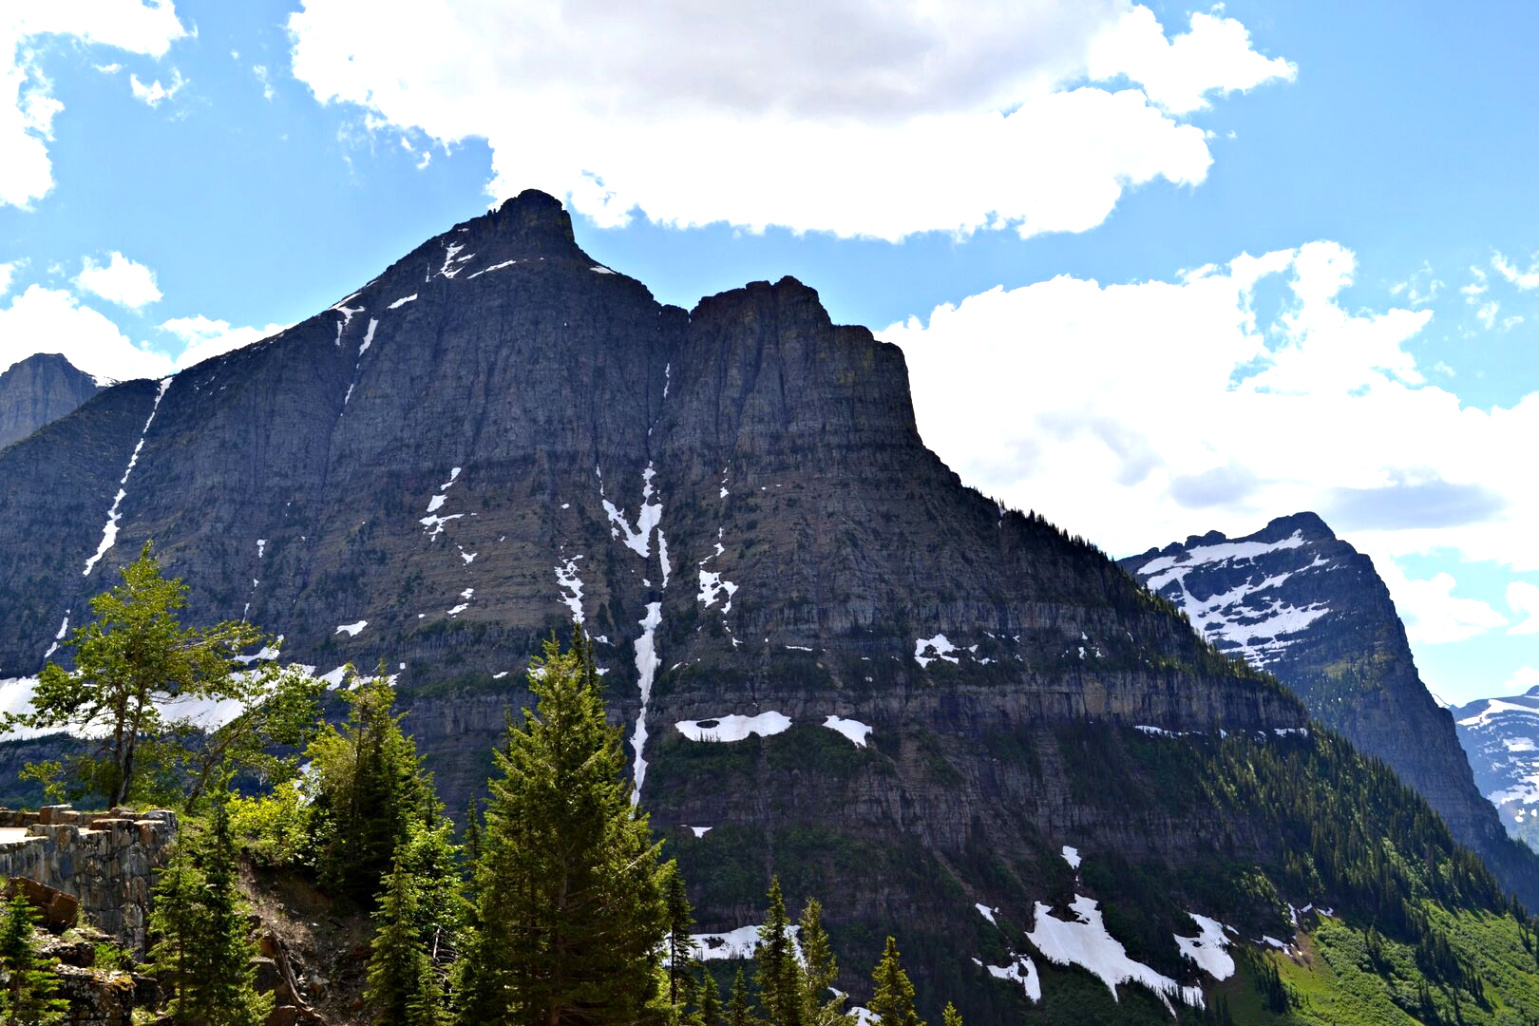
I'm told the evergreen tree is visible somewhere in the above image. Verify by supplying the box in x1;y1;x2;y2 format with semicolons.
798;899;845;1025
696;967;723;1026
665;864;698;1010
725;968;754;1026
307;671;434;905
940;1002;962;1026
453;631;668;1026
2;543;284;806
755;878;802;1026
395;819;465;968
0;889;67;1026
367;853;445;1026
869;937;923;1026
148;801;272;1025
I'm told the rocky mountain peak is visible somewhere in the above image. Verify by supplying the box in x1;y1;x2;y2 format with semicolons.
0;352;103;451
1123;514;1539;907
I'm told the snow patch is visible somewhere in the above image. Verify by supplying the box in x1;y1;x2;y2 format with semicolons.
555;557;585;624
823;715;872;747
985;955;1042;1003
334;621;367;638
387;294;417;310
676;712;792;743
690;826;712;838
630;602;662;804
1027;896;1204;1012
914;633;960;668
1174;914;1234;981
358;317;378;357
1061;845;1082;870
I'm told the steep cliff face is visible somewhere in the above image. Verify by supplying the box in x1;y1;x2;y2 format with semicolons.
0;353;102;451
1451;688;1539;851
1;193;1523;1020
1121;513;1539;907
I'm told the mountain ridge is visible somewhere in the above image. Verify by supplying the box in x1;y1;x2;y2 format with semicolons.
0;352;103;452
1120;512;1539;908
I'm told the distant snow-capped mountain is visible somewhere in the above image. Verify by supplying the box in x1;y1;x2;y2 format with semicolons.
1452;688;1539;850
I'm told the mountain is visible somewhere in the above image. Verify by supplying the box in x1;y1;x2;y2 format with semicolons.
1120;513;1539;908
0;352;102;451
1451;687;1539;850
2;192;1537;1022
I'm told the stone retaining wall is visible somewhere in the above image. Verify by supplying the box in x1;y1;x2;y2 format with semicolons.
0;804;177;951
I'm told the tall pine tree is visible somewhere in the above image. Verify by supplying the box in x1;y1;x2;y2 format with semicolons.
798;898;845;1025
869;937;923;1026
755;878;803;1026
454;631;668;1026
367;850;445;1026
725;968;754;1026
696;967;723;1026
148;801;272;1026
664;864;698;1011
0;889;66;1026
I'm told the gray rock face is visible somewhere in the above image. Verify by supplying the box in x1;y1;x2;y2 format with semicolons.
1450;688;1539;851
0;353;101;451
1121;513;1539;907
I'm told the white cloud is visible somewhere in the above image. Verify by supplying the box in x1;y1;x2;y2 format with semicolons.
159;315;285;370
882;240;1539;601
1374;561;1508;645
1493;251;1539;291
1085;7;1295;115
287;1;1293;240
1;2;187;208
75;251;162;309
252;63;274;101
0;260;17;296
0;284;172;382
1476;299;1500;330
1509;582;1539;636
128;67;184;107
1505;666;1539;694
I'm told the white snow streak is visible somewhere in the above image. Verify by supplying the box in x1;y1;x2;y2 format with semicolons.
387;294;418;310
630;602;662;805
1174;913;1235;981
555;556;585;624
675;712;792;743
335;620;367;637
1027;896;1204;1012
823;715;872;747
83;377;171;576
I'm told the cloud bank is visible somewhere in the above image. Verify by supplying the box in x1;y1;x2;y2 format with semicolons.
288;0;1294;240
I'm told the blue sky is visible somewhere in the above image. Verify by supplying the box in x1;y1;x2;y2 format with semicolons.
0;0;1535;703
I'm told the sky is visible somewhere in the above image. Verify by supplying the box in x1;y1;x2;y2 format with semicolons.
0;0;1535;705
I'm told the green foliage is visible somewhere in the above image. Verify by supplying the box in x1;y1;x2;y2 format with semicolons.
725;968;752;1026
0;888;67;1026
798;899;847;1026
453;631;668;1026
227;778;313;867
756;878;802;1026
665;863;698;1012
147;801;272;1026
17;761;66;805
1;543;307;809
306;670;435;906
367;845;447;1026
697;966;723;1026
869;936;923;1026
940;1002;962;1026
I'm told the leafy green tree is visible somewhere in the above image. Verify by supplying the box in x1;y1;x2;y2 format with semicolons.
725;968;753;1026
368;851;446;1026
0;888;67;1026
756;878;802;1026
869;937;922;1026
148;801;272;1026
306;670;435;905
453;631;668;1026
1;543;298;807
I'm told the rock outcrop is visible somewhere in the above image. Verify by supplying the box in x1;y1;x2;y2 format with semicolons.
1121;513;1539;907
0;352;101;451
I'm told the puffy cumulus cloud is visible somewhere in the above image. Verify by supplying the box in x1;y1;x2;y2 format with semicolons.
0;259;18;296
882;240;1539;644
75;251;162;309
287;0;1293;240
1;2;187;208
1086;7;1296;115
1373;561;1507;645
1509;581;1539;636
0;284;172;382
159;315;285;370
